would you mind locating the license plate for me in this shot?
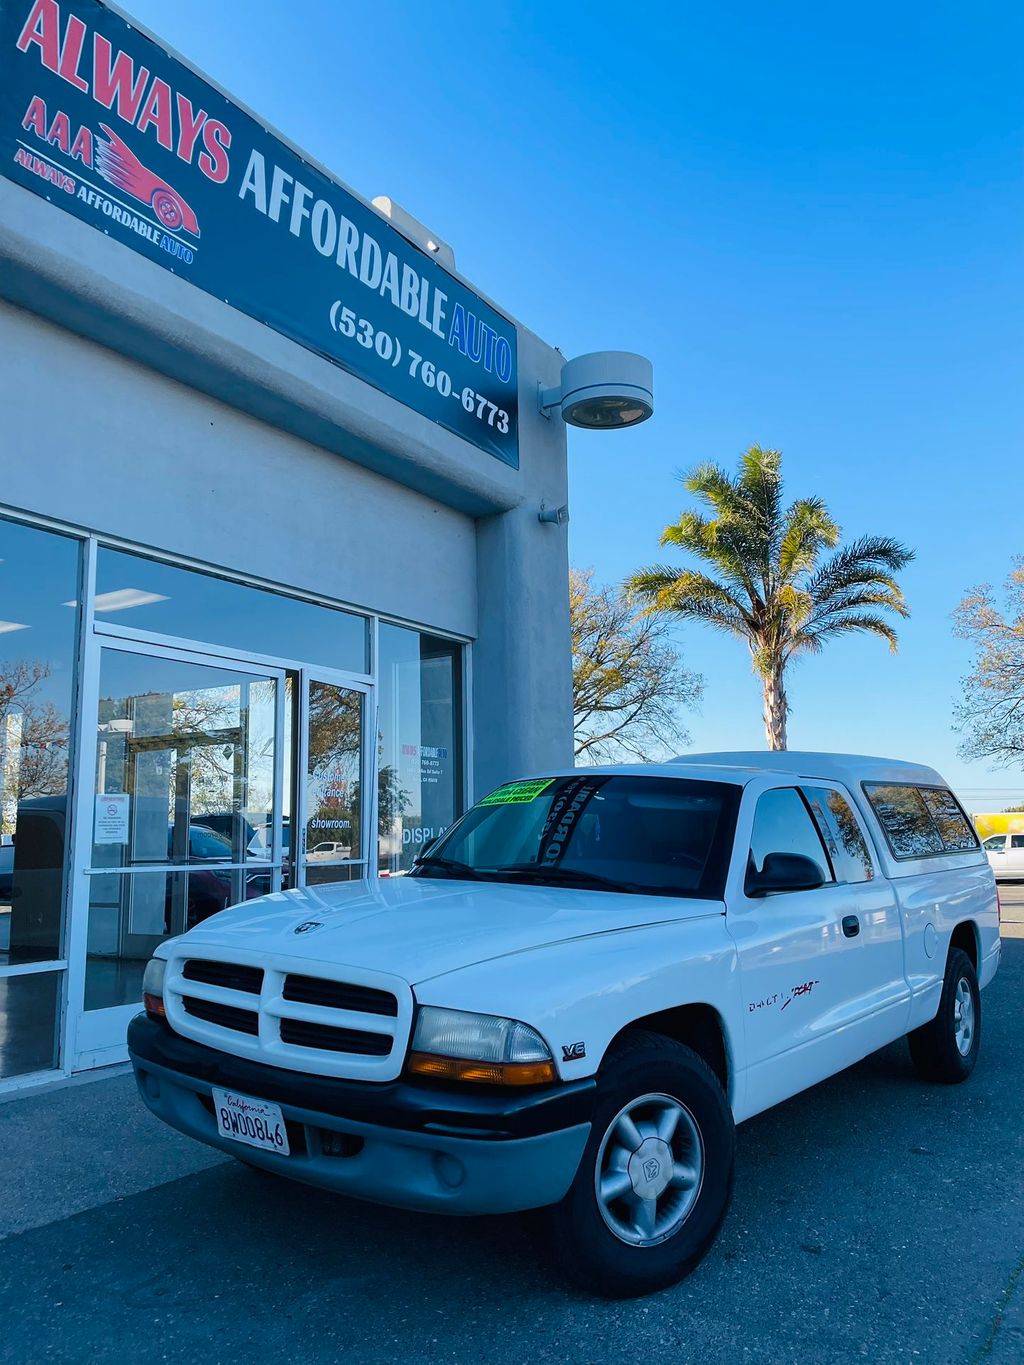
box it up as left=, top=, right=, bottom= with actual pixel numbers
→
left=212, top=1087, right=290, bottom=1156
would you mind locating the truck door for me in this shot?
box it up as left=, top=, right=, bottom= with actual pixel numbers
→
left=982, top=834, right=1008, bottom=874
left=800, top=783, right=908, bottom=1035
left=730, top=784, right=908, bottom=1117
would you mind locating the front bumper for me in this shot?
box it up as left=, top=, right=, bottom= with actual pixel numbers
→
left=128, top=1015, right=594, bottom=1215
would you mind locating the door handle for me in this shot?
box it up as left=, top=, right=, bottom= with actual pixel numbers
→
left=842, top=915, right=860, bottom=938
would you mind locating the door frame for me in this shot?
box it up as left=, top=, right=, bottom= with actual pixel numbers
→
left=66, top=632, right=290, bottom=1070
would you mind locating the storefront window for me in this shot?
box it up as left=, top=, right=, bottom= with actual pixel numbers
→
left=84, top=648, right=283, bottom=1011
left=96, top=548, right=369, bottom=673
left=302, top=681, right=363, bottom=875
left=0, top=971, right=61, bottom=1077
left=377, top=625, right=462, bottom=874
left=0, top=518, right=81, bottom=1077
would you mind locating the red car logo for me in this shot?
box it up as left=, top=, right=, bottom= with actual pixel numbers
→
left=95, top=124, right=200, bottom=238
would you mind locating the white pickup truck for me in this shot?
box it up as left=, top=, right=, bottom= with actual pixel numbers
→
left=129, top=752, right=1001, bottom=1297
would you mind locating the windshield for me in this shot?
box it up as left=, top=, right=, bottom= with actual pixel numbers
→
left=410, top=774, right=739, bottom=899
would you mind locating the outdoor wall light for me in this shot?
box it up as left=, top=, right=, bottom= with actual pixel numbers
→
left=539, top=351, right=654, bottom=429
left=538, top=504, right=570, bottom=526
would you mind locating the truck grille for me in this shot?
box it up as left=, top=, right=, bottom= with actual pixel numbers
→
left=282, top=973, right=397, bottom=1017
left=183, top=959, right=263, bottom=995
left=163, top=947, right=413, bottom=1081
left=183, top=996, right=259, bottom=1036
left=279, top=1017, right=392, bottom=1055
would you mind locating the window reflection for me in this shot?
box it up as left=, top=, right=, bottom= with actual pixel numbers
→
left=802, top=786, right=874, bottom=884
left=868, top=786, right=961, bottom=857
left=0, top=970, right=60, bottom=1078
left=96, top=548, right=369, bottom=673
left=85, top=649, right=281, bottom=1009
left=304, top=682, right=362, bottom=864
left=0, top=519, right=80, bottom=969
left=919, top=787, right=977, bottom=851
left=303, top=863, right=364, bottom=887
left=377, top=625, right=462, bottom=874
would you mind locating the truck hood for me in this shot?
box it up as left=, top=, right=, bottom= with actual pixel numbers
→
left=177, top=876, right=722, bottom=984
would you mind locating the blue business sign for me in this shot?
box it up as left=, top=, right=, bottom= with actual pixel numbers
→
left=0, top=0, right=520, bottom=466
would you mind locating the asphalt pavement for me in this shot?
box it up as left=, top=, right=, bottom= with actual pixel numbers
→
left=1, top=924, right=1022, bottom=1365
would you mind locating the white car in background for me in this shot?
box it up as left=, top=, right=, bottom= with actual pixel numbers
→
left=308, top=841, right=352, bottom=861
left=982, top=832, right=1024, bottom=878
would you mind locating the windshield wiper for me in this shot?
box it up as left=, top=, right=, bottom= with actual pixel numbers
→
left=490, top=863, right=638, bottom=893
left=410, top=855, right=484, bottom=880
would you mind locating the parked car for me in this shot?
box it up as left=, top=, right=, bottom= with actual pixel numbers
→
left=982, top=831, right=1024, bottom=879
left=308, top=840, right=352, bottom=861
left=246, top=821, right=292, bottom=892
left=172, top=825, right=262, bottom=931
left=129, top=753, right=1000, bottom=1297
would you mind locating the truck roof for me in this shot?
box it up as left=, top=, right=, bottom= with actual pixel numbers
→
left=521, top=758, right=955, bottom=791
left=523, top=752, right=949, bottom=791
left=668, top=750, right=947, bottom=788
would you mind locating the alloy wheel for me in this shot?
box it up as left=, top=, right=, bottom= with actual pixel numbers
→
left=594, top=1092, right=705, bottom=1247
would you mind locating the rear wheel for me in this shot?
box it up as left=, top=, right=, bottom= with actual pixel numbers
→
left=908, top=947, right=981, bottom=1083
left=546, top=1030, right=734, bottom=1298
left=151, top=188, right=183, bottom=230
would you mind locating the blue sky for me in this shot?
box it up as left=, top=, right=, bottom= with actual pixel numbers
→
left=126, top=0, right=1024, bottom=809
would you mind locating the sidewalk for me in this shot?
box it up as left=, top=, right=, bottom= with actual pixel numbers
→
left=0, top=1066, right=225, bottom=1241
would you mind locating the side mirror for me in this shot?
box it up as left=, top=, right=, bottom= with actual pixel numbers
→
left=747, top=851, right=826, bottom=897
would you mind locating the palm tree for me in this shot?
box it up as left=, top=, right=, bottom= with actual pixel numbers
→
left=626, top=445, right=914, bottom=750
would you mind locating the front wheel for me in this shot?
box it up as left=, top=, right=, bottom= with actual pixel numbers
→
left=908, top=947, right=981, bottom=1083
left=546, top=1030, right=734, bottom=1298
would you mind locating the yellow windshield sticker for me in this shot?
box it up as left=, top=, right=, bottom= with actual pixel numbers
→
left=479, top=778, right=555, bottom=806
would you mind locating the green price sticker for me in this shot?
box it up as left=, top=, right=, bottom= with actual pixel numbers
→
left=479, top=778, right=555, bottom=806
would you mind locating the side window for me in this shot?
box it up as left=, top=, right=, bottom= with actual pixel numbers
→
left=863, top=784, right=943, bottom=857
left=863, top=783, right=978, bottom=859
left=919, top=787, right=978, bottom=851
left=747, top=788, right=833, bottom=889
left=1012, top=835, right=1024, bottom=850
left=983, top=835, right=1006, bottom=851
left=801, top=786, right=874, bottom=883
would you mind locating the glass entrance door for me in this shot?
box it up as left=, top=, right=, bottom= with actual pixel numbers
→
left=70, top=640, right=286, bottom=1064
left=298, top=674, right=370, bottom=886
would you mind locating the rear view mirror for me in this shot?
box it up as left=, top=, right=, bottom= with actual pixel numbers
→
left=747, top=851, right=825, bottom=897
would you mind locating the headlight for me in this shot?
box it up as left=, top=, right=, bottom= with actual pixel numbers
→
left=142, top=957, right=167, bottom=1020
left=407, top=1006, right=555, bottom=1086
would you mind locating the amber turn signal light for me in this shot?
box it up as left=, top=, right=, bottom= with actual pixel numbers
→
left=406, top=1052, right=556, bottom=1086
left=143, top=992, right=166, bottom=1020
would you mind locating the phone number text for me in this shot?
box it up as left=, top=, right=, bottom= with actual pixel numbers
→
left=329, top=300, right=511, bottom=433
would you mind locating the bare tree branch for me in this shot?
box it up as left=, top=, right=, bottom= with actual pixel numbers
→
left=953, top=559, right=1024, bottom=767
left=571, top=568, right=702, bottom=764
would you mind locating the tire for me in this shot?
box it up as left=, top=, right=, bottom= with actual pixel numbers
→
left=151, top=188, right=183, bottom=230
left=908, top=947, right=981, bottom=1084
left=546, top=1030, right=734, bottom=1298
